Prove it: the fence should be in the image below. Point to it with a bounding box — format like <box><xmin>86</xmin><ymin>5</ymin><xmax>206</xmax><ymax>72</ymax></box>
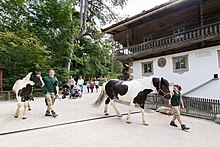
<box><xmin>144</xmin><ymin>94</ymin><xmax>220</xmax><ymax>120</ymax></box>
<box><xmin>0</xmin><ymin>91</ymin><xmax>12</xmax><ymax>101</ymax></box>
<box><xmin>0</xmin><ymin>89</ymin><xmax>44</xmax><ymax>101</ymax></box>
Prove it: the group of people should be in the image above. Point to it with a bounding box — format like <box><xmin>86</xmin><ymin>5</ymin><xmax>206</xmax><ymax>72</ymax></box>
<box><xmin>86</xmin><ymin>80</ymin><xmax>99</xmax><ymax>93</ymax></box>
<box><xmin>68</xmin><ymin>76</ymin><xmax>84</xmax><ymax>93</ymax></box>
<box><xmin>68</xmin><ymin>76</ymin><xmax>100</xmax><ymax>93</ymax></box>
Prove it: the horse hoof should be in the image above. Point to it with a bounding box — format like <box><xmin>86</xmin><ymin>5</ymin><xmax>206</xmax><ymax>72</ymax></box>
<box><xmin>104</xmin><ymin>113</ymin><xmax>109</xmax><ymax>116</ymax></box>
<box><xmin>143</xmin><ymin>123</ymin><xmax>149</xmax><ymax>126</ymax></box>
<box><xmin>22</xmin><ymin>117</ymin><xmax>27</xmax><ymax>119</ymax></box>
<box><xmin>28</xmin><ymin>109</ymin><xmax>31</xmax><ymax>111</ymax></box>
<box><xmin>126</xmin><ymin>121</ymin><xmax>132</xmax><ymax>124</ymax></box>
<box><xmin>117</xmin><ymin>114</ymin><xmax>122</xmax><ymax>117</ymax></box>
<box><xmin>14</xmin><ymin>116</ymin><xmax>18</xmax><ymax>118</ymax></box>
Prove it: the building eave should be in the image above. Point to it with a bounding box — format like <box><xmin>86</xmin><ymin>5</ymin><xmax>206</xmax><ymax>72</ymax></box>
<box><xmin>101</xmin><ymin>0</ymin><xmax>185</xmax><ymax>34</ymax></box>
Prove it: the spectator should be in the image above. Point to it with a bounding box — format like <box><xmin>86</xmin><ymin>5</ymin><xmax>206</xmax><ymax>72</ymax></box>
<box><xmin>86</xmin><ymin>81</ymin><xmax>90</xmax><ymax>93</ymax></box>
<box><xmin>68</xmin><ymin>76</ymin><xmax>75</xmax><ymax>89</ymax></box>
<box><xmin>77</xmin><ymin>76</ymin><xmax>84</xmax><ymax>94</ymax></box>
<box><xmin>89</xmin><ymin>80</ymin><xmax>95</xmax><ymax>93</ymax></box>
<box><xmin>95</xmin><ymin>79</ymin><xmax>99</xmax><ymax>93</ymax></box>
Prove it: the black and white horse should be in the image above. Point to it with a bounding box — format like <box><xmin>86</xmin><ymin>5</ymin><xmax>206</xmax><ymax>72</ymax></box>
<box><xmin>93</xmin><ymin>77</ymin><xmax>171</xmax><ymax>125</ymax></box>
<box><xmin>13</xmin><ymin>72</ymin><xmax>44</xmax><ymax>119</ymax></box>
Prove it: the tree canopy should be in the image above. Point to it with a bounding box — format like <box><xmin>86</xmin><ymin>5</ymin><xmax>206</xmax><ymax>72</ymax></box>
<box><xmin>0</xmin><ymin>0</ymin><xmax>126</xmax><ymax>89</ymax></box>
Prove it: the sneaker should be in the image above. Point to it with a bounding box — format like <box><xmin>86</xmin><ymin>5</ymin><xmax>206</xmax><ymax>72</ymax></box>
<box><xmin>51</xmin><ymin>110</ymin><xmax>58</xmax><ymax>118</ymax></box>
<box><xmin>45</xmin><ymin>110</ymin><xmax>52</xmax><ymax>116</ymax></box>
<box><xmin>181</xmin><ymin>124</ymin><xmax>190</xmax><ymax>131</ymax></box>
<box><xmin>170</xmin><ymin>121</ymin><xmax>178</xmax><ymax>127</ymax></box>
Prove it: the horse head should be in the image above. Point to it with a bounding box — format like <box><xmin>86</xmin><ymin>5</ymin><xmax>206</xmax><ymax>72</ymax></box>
<box><xmin>153</xmin><ymin>77</ymin><xmax>171</xmax><ymax>99</ymax></box>
<box><xmin>30</xmin><ymin>71</ymin><xmax>45</xmax><ymax>87</ymax></box>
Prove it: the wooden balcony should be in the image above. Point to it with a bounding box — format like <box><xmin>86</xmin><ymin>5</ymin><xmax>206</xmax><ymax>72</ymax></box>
<box><xmin>116</xmin><ymin>21</ymin><xmax>220</xmax><ymax>61</ymax></box>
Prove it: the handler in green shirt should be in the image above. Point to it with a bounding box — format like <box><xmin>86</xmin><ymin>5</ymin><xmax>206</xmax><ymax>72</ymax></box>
<box><xmin>169</xmin><ymin>84</ymin><xmax>190</xmax><ymax>131</ymax></box>
<box><xmin>43</xmin><ymin>69</ymin><xmax>59</xmax><ymax>117</ymax></box>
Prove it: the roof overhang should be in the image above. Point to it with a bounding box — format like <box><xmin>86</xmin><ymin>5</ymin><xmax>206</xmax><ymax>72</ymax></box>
<box><xmin>101</xmin><ymin>0</ymin><xmax>186</xmax><ymax>34</ymax></box>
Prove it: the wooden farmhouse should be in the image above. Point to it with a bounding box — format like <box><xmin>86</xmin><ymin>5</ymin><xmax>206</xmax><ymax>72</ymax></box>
<box><xmin>102</xmin><ymin>0</ymin><xmax>220</xmax><ymax>99</ymax></box>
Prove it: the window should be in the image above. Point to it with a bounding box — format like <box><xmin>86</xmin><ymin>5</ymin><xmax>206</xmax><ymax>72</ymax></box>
<box><xmin>172</xmin><ymin>55</ymin><xmax>189</xmax><ymax>73</ymax></box>
<box><xmin>144</xmin><ymin>37</ymin><xmax>152</xmax><ymax>42</ymax></box>
<box><xmin>174</xmin><ymin>27</ymin><xmax>185</xmax><ymax>41</ymax></box>
<box><xmin>143</xmin><ymin>35</ymin><xmax>152</xmax><ymax>43</ymax></box>
<box><xmin>142</xmin><ymin>62</ymin><xmax>153</xmax><ymax>76</ymax></box>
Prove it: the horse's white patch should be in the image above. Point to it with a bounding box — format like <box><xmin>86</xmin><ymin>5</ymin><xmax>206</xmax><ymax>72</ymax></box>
<box><xmin>13</xmin><ymin>80</ymin><xmax>35</xmax><ymax>95</ymax></box>
<box><xmin>39</xmin><ymin>76</ymin><xmax>45</xmax><ymax>87</ymax></box>
<box><xmin>118</xmin><ymin>77</ymin><xmax>156</xmax><ymax>102</ymax></box>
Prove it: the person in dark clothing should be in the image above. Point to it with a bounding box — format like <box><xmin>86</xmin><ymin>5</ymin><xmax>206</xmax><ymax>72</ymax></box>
<box><xmin>89</xmin><ymin>81</ymin><xmax>95</xmax><ymax>93</ymax></box>
<box><xmin>43</xmin><ymin>70</ymin><xmax>59</xmax><ymax>118</ymax></box>
<box><xmin>169</xmin><ymin>84</ymin><xmax>190</xmax><ymax>131</ymax></box>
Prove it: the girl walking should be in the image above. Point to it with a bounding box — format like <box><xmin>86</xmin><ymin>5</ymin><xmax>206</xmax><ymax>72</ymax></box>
<box><xmin>169</xmin><ymin>84</ymin><xmax>190</xmax><ymax>131</ymax></box>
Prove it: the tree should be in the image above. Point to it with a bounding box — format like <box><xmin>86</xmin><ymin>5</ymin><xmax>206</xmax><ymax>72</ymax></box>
<box><xmin>0</xmin><ymin>29</ymin><xmax>49</xmax><ymax>89</ymax></box>
<box><xmin>0</xmin><ymin>0</ymin><xmax>126</xmax><ymax>89</ymax></box>
<box><xmin>77</xmin><ymin>0</ymin><xmax>128</xmax><ymax>26</ymax></box>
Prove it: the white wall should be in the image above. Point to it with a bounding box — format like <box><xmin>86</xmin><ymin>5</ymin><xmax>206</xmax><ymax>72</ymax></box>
<box><xmin>133</xmin><ymin>45</ymin><xmax>220</xmax><ymax>98</ymax></box>
<box><xmin>184</xmin><ymin>79</ymin><xmax>220</xmax><ymax>100</ymax></box>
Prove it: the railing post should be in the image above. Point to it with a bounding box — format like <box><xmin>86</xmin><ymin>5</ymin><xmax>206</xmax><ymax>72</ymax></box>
<box><xmin>201</xmin><ymin>28</ymin><xmax>204</xmax><ymax>39</ymax></box>
<box><xmin>197</xmin><ymin>30</ymin><xmax>200</xmax><ymax>39</ymax></box>
<box><xmin>8</xmin><ymin>91</ymin><xmax>10</xmax><ymax>101</ymax></box>
<box><xmin>206</xmin><ymin>27</ymin><xmax>209</xmax><ymax>36</ymax></box>
<box><xmin>219</xmin><ymin>24</ymin><xmax>220</xmax><ymax>34</ymax></box>
<box><xmin>193</xmin><ymin>31</ymin><xmax>196</xmax><ymax>40</ymax></box>
<box><xmin>214</xmin><ymin>25</ymin><xmax>218</xmax><ymax>35</ymax></box>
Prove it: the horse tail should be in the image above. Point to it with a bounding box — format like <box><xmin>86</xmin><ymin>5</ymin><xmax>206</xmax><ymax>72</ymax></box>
<box><xmin>92</xmin><ymin>82</ymin><xmax>107</xmax><ymax>108</ymax></box>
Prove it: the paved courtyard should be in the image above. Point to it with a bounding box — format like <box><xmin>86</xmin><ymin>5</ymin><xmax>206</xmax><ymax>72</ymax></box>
<box><xmin>0</xmin><ymin>92</ymin><xmax>220</xmax><ymax>147</ymax></box>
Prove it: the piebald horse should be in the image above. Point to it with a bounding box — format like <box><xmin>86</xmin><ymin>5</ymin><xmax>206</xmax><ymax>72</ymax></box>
<box><xmin>93</xmin><ymin>77</ymin><xmax>171</xmax><ymax>125</ymax></box>
<box><xmin>13</xmin><ymin>72</ymin><xmax>44</xmax><ymax>119</ymax></box>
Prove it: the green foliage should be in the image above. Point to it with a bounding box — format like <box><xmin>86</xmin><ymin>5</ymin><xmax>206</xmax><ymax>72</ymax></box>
<box><xmin>0</xmin><ymin>0</ymin><xmax>126</xmax><ymax>90</ymax></box>
<box><xmin>0</xmin><ymin>29</ymin><xmax>49</xmax><ymax>89</ymax></box>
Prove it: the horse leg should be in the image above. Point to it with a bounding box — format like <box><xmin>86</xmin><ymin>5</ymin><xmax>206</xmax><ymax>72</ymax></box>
<box><xmin>22</xmin><ymin>101</ymin><xmax>28</xmax><ymax>119</ymax></box>
<box><xmin>104</xmin><ymin>98</ymin><xmax>110</xmax><ymax>115</ymax></box>
<box><xmin>28</xmin><ymin>100</ymin><xmax>31</xmax><ymax>111</ymax></box>
<box><xmin>14</xmin><ymin>96</ymin><xmax>22</xmax><ymax>118</ymax></box>
<box><xmin>126</xmin><ymin>102</ymin><xmax>135</xmax><ymax>123</ymax></box>
<box><xmin>110</xmin><ymin>100</ymin><xmax>121</xmax><ymax>117</ymax></box>
<box><xmin>141</xmin><ymin>107</ymin><xmax>148</xmax><ymax>126</ymax></box>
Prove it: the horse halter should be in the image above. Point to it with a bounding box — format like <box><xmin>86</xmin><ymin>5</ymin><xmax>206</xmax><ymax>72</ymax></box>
<box><xmin>158</xmin><ymin>80</ymin><xmax>171</xmax><ymax>99</ymax></box>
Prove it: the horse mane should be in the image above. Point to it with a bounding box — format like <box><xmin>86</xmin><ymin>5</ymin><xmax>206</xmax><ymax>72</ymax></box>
<box><xmin>23</xmin><ymin>72</ymin><xmax>32</xmax><ymax>81</ymax></box>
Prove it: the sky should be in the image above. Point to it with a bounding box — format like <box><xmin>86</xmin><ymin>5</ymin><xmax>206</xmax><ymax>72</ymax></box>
<box><xmin>121</xmin><ymin>0</ymin><xmax>171</xmax><ymax>16</ymax></box>
<box><xmin>103</xmin><ymin>0</ymin><xmax>171</xmax><ymax>28</ymax></box>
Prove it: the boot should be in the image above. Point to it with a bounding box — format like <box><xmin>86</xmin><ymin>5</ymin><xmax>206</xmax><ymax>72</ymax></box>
<box><xmin>51</xmin><ymin>110</ymin><xmax>58</xmax><ymax>118</ymax></box>
<box><xmin>45</xmin><ymin>110</ymin><xmax>52</xmax><ymax>116</ymax></box>
<box><xmin>170</xmin><ymin>121</ymin><xmax>178</xmax><ymax>127</ymax></box>
<box><xmin>181</xmin><ymin>124</ymin><xmax>190</xmax><ymax>131</ymax></box>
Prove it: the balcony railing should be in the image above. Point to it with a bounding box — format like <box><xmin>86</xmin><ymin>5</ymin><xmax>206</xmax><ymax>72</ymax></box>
<box><xmin>116</xmin><ymin>21</ymin><xmax>220</xmax><ymax>60</ymax></box>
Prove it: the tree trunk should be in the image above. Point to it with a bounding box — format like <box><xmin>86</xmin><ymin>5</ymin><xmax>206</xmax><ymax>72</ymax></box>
<box><xmin>80</xmin><ymin>0</ymin><xmax>87</xmax><ymax>36</ymax></box>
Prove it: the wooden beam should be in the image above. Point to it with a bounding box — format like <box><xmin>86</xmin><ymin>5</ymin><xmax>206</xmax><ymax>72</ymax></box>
<box><xmin>102</xmin><ymin>0</ymin><xmax>186</xmax><ymax>34</ymax></box>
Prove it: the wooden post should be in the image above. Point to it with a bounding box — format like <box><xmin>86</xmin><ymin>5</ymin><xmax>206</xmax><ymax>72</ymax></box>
<box><xmin>126</xmin><ymin>27</ymin><xmax>130</xmax><ymax>48</ymax></box>
<box><xmin>0</xmin><ymin>69</ymin><xmax>2</xmax><ymax>92</ymax></box>
<box><xmin>200</xmin><ymin>0</ymin><xmax>204</xmax><ymax>46</ymax></box>
<box><xmin>8</xmin><ymin>91</ymin><xmax>10</xmax><ymax>101</ymax></box>
<box><xmin>128</xmin><ymin>59</ymin><xmax>133</xmax><ymax>80</ymax></box>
